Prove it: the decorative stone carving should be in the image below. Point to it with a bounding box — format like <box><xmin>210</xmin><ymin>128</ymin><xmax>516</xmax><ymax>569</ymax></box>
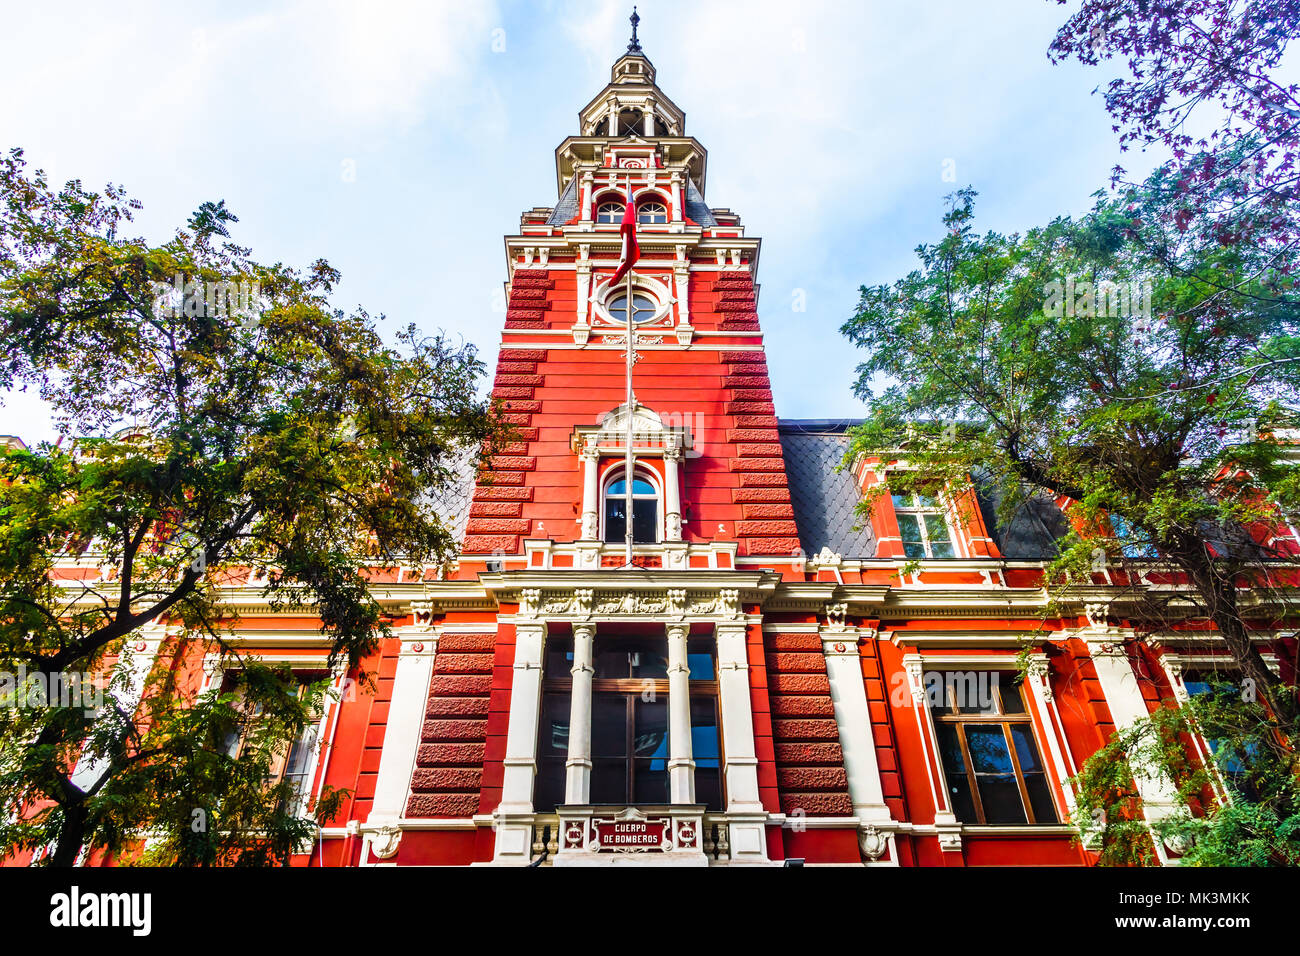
<box><xmin>1026</xmin><ymin>656</ymin><xmax>1054</xmax><ymax>702</ymax></box>
<box><xmin>858</xmin><ymin>825</ymin><xmax>888</xmax><ymax>862</ymax></box>
<box><xmin>519</xmin><ymin>587</ymin><xmax>542</xmax><ymax>618</ymax></box>
<box><xmin>371</xmin><ymin>825</ymin><xmax>402</xmax><ymax>860</ymax></box>
<box><xmin>825</xmin><ymin>602</ymin><xmax>848</xmax><ymax>630</ymax></box>
<box><xmin>1084</xmin><ymin>602</ymin><xmax>1110</xmax><ymax>629</ymax></box>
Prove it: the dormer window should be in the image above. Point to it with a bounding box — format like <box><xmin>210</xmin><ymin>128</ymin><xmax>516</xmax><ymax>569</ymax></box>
<box><xmin>604</xmin><ymin>467</ymin><xmax>660</xmax><ymax>543</ymax></box>
<box><xmin>596</xmin><ymin>201</ymin><xmax>625</xmax><ymax>224</ymax></box>
<box><xmin>892</xmin><ymin>492</ymin><xmax>956</xmax><ymax>559</ymax></box>
<box><xmin>637</xmin><ymin>201</ymin><xmax>667</xmax><ymax>224</ymax></box>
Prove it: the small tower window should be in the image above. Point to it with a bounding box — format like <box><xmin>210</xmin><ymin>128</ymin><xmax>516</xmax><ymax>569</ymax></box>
<box><xmin>604</xmin><ymin>469</ymin><xmax>660</xmax><ymax>544</ymax></box>
<box><xmin>596</xmin><ymin>201</ymin><xmax>625</xmax><ymax>224</ymax></box>
<box><xmin>637</xmin><ymin>201</ymin><xmax>668</xmax><ymax>224</ymax></box>
<box><xmin>607</xmin><ymin>292</ymin><xmax>657</xmax><ymax>324</ymax></box>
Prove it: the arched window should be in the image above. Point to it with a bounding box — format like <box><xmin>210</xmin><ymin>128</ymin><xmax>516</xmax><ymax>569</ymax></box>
<box><xmin>595</xmin><ymin>201</ymin><xmax>624</xmax><ymax>224</ymax></box>
<box><xmin>606</xmin><ymin>291</ymin><xmax>657</xmax><ymax>325</ymax></box>
<box><xmin>616</xmin><ymin>109</ymin><xmax>643</xmax><ymax>136</ymax></box>
<box><xmin>637</xmin><ymin>201</ymin><xmax>668</xmax><ymax>225</ymax></box>
<box><xmin>604</xmin><ymin>468</ymin><xmax>659</xmax><ymax>543</ymax></box>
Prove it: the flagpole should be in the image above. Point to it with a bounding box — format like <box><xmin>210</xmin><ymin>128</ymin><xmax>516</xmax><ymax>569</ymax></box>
<box><xmin>623</xmin><ymin>177</ymin><xmax>635</xmax><ymax>568</ymax></box>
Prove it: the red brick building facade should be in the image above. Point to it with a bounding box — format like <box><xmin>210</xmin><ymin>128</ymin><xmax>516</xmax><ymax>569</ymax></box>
<box><xmin>24</xmin><ymin>30</ymin><xmax>1299</xmax><ymax>869</ymax></box>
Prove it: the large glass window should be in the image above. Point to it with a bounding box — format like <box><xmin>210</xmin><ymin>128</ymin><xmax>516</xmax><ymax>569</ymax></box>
<box><xmin>534</xmin><ymin>634</ymin><xmax>723</xmax><ymax>811</ymax></box>
<box><xmin>1182</xmin><ymin>668</ymin><xmax>1263</xmax><ymax>802</ymax></box>
<box><xmin>892</xmin><ymin>491</ymin><xmax>956</xmax><ymax>559</ymax></box>
<box><xmin>604</xmin><ymin>471</ymin><xmax>659</xmax><ymax>544</ymax></box>
<box><xmin>219</xmin><ymin>669</ymin><xmax>326</xmax><ymax>814</ymax></box>
<box><xmin>929</xmin><ymin>672</ymin><xmax>1058</xmax><ymax>825</ymax></box>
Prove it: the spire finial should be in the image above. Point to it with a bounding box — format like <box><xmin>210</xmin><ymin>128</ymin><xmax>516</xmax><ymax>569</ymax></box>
<box><xmin>627</xmin><ymin>6</ymin><xmax>642</xmax><ymax>54</ymax></box>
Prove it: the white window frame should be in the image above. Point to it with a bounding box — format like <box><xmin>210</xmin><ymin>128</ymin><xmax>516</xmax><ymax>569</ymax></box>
<box><xmin>637</xmin><ymin>200</ymin><xmax>668</xmax><ymax>225</ymax></box>
<box><xmin>891</xmin><ymin>490</ymin><xmax>961</xmax><ymax>559</ymax></box>
<box><xmin>600</xmin><ymin>463</ymin><xmax>663</xmax><ymax>545</ymax></box>
<box><xmin>595</xmin><ymin>200</ymin><xmax>624</xmax><ymax>225</ymax></box>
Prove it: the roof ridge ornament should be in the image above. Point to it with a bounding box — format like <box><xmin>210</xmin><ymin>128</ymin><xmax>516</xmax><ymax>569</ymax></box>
<box><xmin>627</xmin><ymin>6</ymin><xmax>642</xmax><ymax>54</ymax></box>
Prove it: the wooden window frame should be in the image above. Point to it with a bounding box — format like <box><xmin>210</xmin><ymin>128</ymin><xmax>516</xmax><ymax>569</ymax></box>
<box><xmin>929</xmin><ymin>672</ymin><xmax>1058</xmax><ymax>826</ymax></box>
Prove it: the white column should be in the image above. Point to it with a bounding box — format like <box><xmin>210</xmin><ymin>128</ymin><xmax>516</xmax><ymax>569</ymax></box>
<box><xmin>643</xmin><ymin>97</ymin><xmax>657</xmax><ymax>136</ymax></box>
<box><xmin>607</xmin><ymin>97</ymin><xmax>619</xmax><ymax>136</ymax></box>
<box><xmin>715</xmin><ymin>623</ymin><xmax>762</xmax><ymax>812</ymax></box>
<box><xmin>580</xmin><ymin>169</ymin><xmax>594</xmax><ymax>223</ymax></box>
<box><xmin>493</xmin><ymin>620</ymin><xmax>548</xmax><ymax>864</ymax></box>
<box><xmin>71</xmin><ymin>624</ymin><xmax>167</xmax><ymax>791</ymax></box>
<box><xmin>564</xmin><ymin>623</ymin><xmax>596</xmax><ymax>803</ymax></box>
<box><xmin>666</xmin><ymin>622</ymin><xmax>695</xmax><ymax>803</ymax></box>
<box><xmin>1084</xmin><ymin>626</ymin><xmax>1183</xmax><ymax>864</ymax></box>
<box><xmin>821</xmin><ymin>629</ymin><xmax>893</xmax><ymax>826</ymax></box>
<box><xmin>580</xmin><ymin>441</ymin><xmax>600</xmax><ymax>539</ymax></box>
<box><xmin>663</xmin><ymin>441</ymin><xmax>683</xmax><ymax>541</ymax></box>
<box><xmin>362</xmin><ymin>628</ymin><xmax>437</xmax><ymax>864</ymax></box>
<box><xmin>1024</xmin><ymin>653</ymin><xmax>1080</xmax><ymax>823</ymax></box>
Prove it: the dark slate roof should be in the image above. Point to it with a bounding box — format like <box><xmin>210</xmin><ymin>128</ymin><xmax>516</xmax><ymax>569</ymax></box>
<box><xmin>972</xmin><ymin>471</ymin><xmax>1069</xmax><ymax>561</ymax></box>
<box><xmin>546</xmin><ymin>177</ymin><xmax>580</xmax><ymax>226</ymax></box>
<box><xmin>684</xmin><ymin>179</ymin><xmax>716</xmax><ymax>227</ymax></box>
<box><xmin>779</xmin><ymin>421</ymin><xmax>876</xmax><ymax>559</ymax></box>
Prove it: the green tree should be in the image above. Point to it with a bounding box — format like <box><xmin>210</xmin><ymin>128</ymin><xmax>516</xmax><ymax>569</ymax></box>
<box><xmin>840</xmin><ymin>174</ymin><xmax>1298</xmax><ymax>861</ymax></box>
<box><xmin>0</xmin><ymin>148</ymin><xmax>505</xmax><ymax>866</ymax></box>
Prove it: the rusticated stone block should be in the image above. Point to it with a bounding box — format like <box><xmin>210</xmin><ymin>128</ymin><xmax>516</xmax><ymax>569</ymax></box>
<box><xmin>503</xmin><ymin>319</ymin><xmax>544</xmax><ymax>329</ymax></box>
<box><xmin>738</xmin><ymin>472</ymin><xmax>787</xmax><ymax>487</ymax></box>
<box><xmin>461</xmin><ymin>533</ymin><xmax>519</xmax><ymax>553</ymax></box>
<box><xmin>474</xmin><ymin>486</ymin><xmax>534</xmax><ymax>501</ymax></box>
<box><xmin>422</xmin><ymin>719</ymin><xmax>488</xmax><ymax>742</ymax></box>
<box><xmin>425</xmin><ymin>696</ymin><xmax>490</xmax><ymax>717</ymax></box>
<box><xmin>492</xmin><ymin>386</ymin><xmax>536</xmax><ymax>399</ymax></box>
<box><xmin>726</xmin><ymin>401</ymin><xmax>776</xmax><ymax>415</ymax></box>
<box><xmin>720</xmin><ymin>351</ymin><xmax>763</xmax><ymax>362</ymax></box>
<box><xmin>432</xmin><ymin>653</ymin><xmax>494</xmax><ymax>674</ymax></box>
<box><xmin>429</xmin><ymin>674</ymin><xmax>492</xmax><ymax>696</ymax></box>
<box><xmin>733</xmin><ymin>414</ymin><xmax>779</xmax><ymax>428</ymax></box>
<box><xmin>728</xmin><ymin>428</ymin><xmax>780</xmax><ymax>442</ymax></box>
<box><xmin>741</xmin><ymin>536</ymin><xmax>802</xmax><ymax>554</ymax></box>
<box><xmin>509</xmin><ymin>274</ymin><xmax>554</xmax><ymax>289</ymax></box>
<box><xmin>494</xmin><ymin>374</ymin><xmax>544</xmax><ymax>387</ymax></box>
<box><xmin>742</xmin><ymin>503</ymin><xmax>794</xmax><ymax>519</ymax></box>
<box><xmin>500</xmin><ymin>400</ymin><xmax>542</xmax><ymax>412</ymax></box>
<box><xmin>435</xmin><ymin>632</ymin><xmax>497</xmax><ymax>653</ymax></box>
<box><xmin>729</xmin><ymin>457</ymin><xmax>785</xmax><ymax>472</ymax></box>
<box><xmin>499</xmin><ymin>348</ymin><xmax>548</xmax><ymax>361</ymax></box>
<box><xmin>509</xmin><ymin>287</ymin><xmax>548</xmax><ymax>300</ymax></box>
<box><xmin>732</xmin><ymin>389</ymin><xmax>773</xmax><ymax>402</ymax></box>
<box><xmin>737</xmin><ymin>443</ymin><xmax>783</xmax><ymax>457</ymax></box>
<box><xmin>767</xmin><ymin>652</ymin><xmax>827</xmax><ymax>674</ymax></box>
<box><xmin>470</xmin><ymin>501</ymin><xmax>523</xmax><ymax>518</ymax></box>
<box><xmin>723</xmin><ymin>376</ymin><xmax>769</xmax><ymax>388</ymax></box>
<box><xmin>731</xmin><ymin>488</ymin><xmax>792</xmax><ymax>503</ymax></box>
<box><xmin>496</xmin><ymin>362</ymin><xmax>539</xmax><ymax>374</ymax></box>
<box><xmin>779</xmin><ymin>792</ymin><xmax>854</xmax><ymax>817</ymax></box>
<box><xmin>736</xmin><ymin>519</ymin><xmax>799</xmax><ymax>536</ymax></box>
<box><xmin>777</xmin><ymin>767</ymin><xmax>849</xmax><ymax>791</ymax></box>
<box><xmin>773</xmin><ymin>718</ymin><xmax>841</xmax><ymax>740</ymax></box>
<box><xmin>488</xmin><ymin>456</ymin><xmax>536</xmax><ymax>471</ymax></box>
<box><xmin>774</xmin><ymin>742</ymin><xmax>846</xmax><ymax>765</ymax></box>
<box><xmin>417</xmin><ymin>743</ymin><xmax>486</xmax><ymax>765</ymax></box>
<box><xmin>411</xmin><ymin>767</ymin><xmax>483</xmax><ymax>792</ymax></box>
<box><xmin>407</xmin><ymin>793</ymin><xmax>479</xmax><ymax>818</ymax></box>
<box><xmin>465</xmin><ymin>517</ymin><xmax>531</xmax><ymax>534</ymax></box>
<box><xmin>769</xmin><ymin>696</ymin><xmax>836</xmax><ymax>718</ymax></box>
<box><xmin>768</xmin><ymin>673</ymin><xmax>832</xmax><ymax>695</ymax></box>
<box><xmin>474</xmin><ymin>471</ymin><xmax>526</xmax><ymax>486</ymax></box>
<box><xmin>765</xmin><ymin>633</ymin><xmax>823</xmax><ymax>652</ymax></box>
<box><xmin>500</xmin><ymin>413</ymin><xmax>533</xmax><ymax>426</ymax></box>
<box><xmin>726</xmin><ymin>364</ymin><xmax>768</xmax><ymax>376</ymax></box>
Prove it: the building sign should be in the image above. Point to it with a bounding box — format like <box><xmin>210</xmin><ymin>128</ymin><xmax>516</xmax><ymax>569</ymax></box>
<box><xmin>593</xmin><ymin>816</ymin><xmax>671</xmax><ymax>851</ymax></box>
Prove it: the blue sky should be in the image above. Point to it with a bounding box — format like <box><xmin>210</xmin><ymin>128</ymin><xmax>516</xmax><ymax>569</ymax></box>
<box><xmin>1</xmin><ymin>0</ymin><xmax>1150</xmax><ymax>443</ymax></box>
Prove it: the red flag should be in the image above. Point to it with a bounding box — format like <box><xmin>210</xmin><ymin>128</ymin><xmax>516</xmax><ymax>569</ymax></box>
<box><xmin>609</xmin><ymin>197</ymin><xmax>640</xmax><ymax>288</ymax></box>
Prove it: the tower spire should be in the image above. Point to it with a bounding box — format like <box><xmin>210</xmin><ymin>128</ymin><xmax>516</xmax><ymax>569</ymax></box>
<box><xmin>627</xmin><ymin>6</ymin><xmax>642</xmax><ymax>54</ymax></box>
